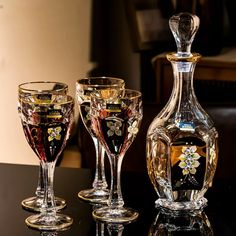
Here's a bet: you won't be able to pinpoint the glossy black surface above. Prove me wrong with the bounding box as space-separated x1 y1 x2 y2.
0 163 235 235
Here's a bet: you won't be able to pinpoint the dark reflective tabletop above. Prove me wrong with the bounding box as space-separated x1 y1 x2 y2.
0 163 235 235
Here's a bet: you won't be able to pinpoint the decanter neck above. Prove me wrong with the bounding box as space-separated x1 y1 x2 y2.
172 61 196 104
158 53 212 127
167 52 201 106
166 56 203 121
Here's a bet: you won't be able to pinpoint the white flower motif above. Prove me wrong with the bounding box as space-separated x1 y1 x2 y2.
178 146 200 175
48 126 62 142
128 120 139 138
107 120 122 137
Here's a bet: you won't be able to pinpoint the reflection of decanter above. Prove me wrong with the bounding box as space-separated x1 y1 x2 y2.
146 12 218 211
148 209 213 235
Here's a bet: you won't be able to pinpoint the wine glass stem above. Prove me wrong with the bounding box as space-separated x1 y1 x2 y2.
108 154 124 208
92 138 108 189
41 162 56 214
35 163 44 198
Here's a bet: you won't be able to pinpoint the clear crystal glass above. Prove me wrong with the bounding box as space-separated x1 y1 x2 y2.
146 13 218 211
18 81 68 212
18 90 74 230
91 89 143 223
76 77 125 204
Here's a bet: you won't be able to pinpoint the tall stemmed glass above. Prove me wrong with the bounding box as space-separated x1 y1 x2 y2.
76 77 125 204
91 89 143 223
18 81 68 212
19 92 74 230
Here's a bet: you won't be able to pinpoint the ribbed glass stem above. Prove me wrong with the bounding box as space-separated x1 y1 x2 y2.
108 154 124 208
41 162 56 215
92 137 108 189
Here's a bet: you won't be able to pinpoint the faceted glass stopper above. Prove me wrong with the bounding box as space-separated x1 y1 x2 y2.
169 12 200 57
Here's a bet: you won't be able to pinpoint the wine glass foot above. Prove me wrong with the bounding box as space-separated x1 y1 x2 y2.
22 196 66 212
78 188 109 204
25 213 73 231
92 206 139 223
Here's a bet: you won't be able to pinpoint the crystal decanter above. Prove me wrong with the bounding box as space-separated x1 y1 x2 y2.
146 12 218 211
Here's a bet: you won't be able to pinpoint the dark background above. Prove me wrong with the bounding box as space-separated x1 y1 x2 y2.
88 0 236 103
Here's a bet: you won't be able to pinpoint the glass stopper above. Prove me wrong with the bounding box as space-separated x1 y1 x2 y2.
169 12 200 57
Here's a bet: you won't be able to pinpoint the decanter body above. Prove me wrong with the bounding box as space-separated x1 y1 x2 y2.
146 13 218 211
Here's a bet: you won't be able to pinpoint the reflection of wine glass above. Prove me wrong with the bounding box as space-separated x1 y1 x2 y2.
19 92 74 230
76 77 125 204
91 89 143 223
107 224 124 236
40 231 58 236
18 81 68 212
148 208 213 235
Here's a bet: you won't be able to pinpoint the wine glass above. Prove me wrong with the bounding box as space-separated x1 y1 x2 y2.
76 77 125 204
18 81 68 212
19 92 74 230
90 89 143 223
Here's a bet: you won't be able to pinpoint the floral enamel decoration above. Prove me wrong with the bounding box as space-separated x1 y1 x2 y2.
178 146 200 175
48 126 62 142
85 105 90 120
128 120 139 139
107 120 122 137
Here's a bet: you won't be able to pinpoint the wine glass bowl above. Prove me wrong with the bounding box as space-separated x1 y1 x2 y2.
18 81 68 212
90 89 143 223
76 77 125 204
20 95 73 164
